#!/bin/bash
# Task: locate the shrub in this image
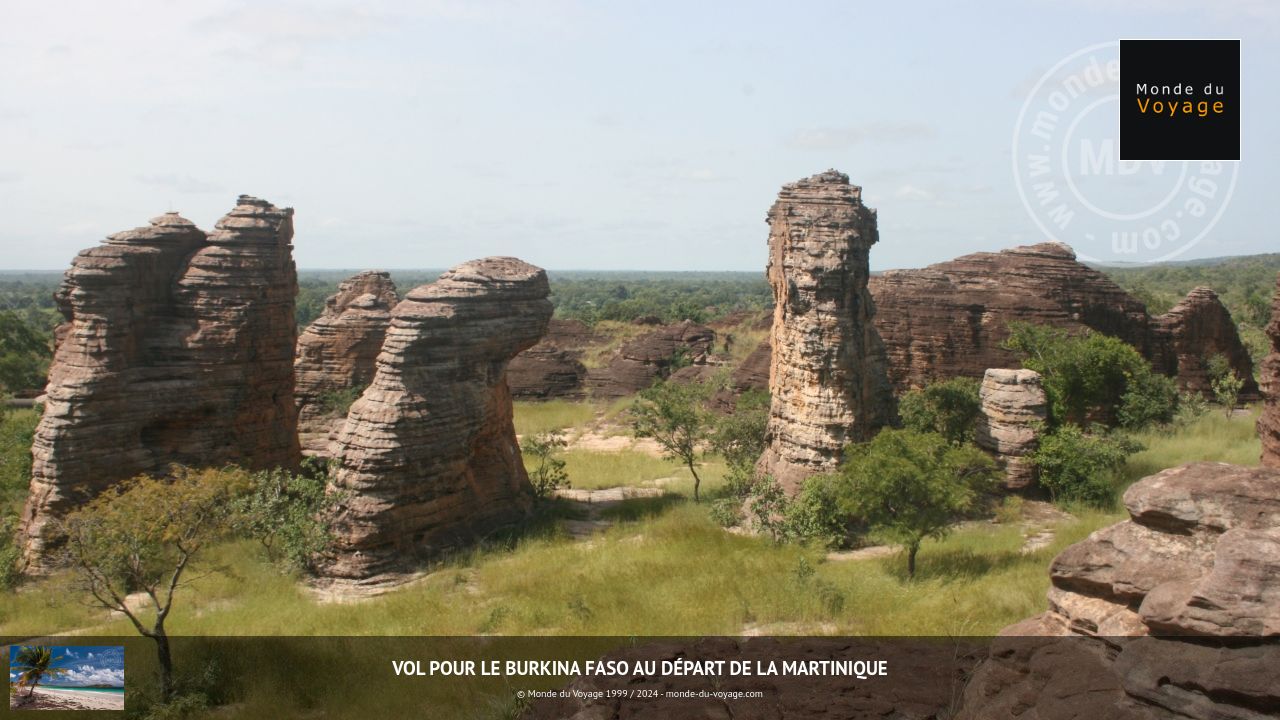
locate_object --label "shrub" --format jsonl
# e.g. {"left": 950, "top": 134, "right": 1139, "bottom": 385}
{"left": 898, "top": 377, "right": 982, "bottom": 445}
{"left": 707, "top": 498, "right": 743, "bottom": 528}
{"left": 711, "top": 389, "right": 769, "bottom": 497}
{"left": 1004, "top": 323, "right": 1178, "bottom": 429}
{"left": 1032, "top": 424, "right": 1141, "bottom": 507}
{"left": 520, "top": 431, "right": 570, "bottom": 499}
{"left": 782, "top": 473, "right": 846, "bottom": 547}
{"left": 0, "top": 514, "right": 21, "bottom": 590}
{"left": 317, "top": 386, "right": 364, "bottom": 417}
{"left": 232, "top": 458, "right": 341, "bottom": 574}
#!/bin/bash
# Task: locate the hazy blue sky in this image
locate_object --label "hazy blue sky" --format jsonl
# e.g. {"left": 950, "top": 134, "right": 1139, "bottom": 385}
{"left": 2, "top": 1, "right": 1275, "bottom": 271}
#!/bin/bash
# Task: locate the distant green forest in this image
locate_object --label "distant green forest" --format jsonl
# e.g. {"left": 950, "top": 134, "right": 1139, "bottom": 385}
{"left": 2, "top": 254, "right": 1277, "bottom": 395}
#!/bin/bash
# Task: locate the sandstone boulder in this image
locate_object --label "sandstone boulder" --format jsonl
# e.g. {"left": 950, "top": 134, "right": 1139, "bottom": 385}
{"left": 975, "top": 368, "right": 1047, "bottom": 489}
{"left": 755, "top": 170, "right": 894, "bottom": 494}
{"left": 1259, "top": 273, "right": 1280, "bottom": 467}
{"left": 20, "top": 197, "right": 299, "bottom": 570}
{"left": 584, "top": 320, "right": 716, "bottom": 399}
{"left": 957, "top": 461, "right": 1280, "bottom": 720}
{"left": 1151, "top": 286, "right": 1259, "bottom": 400}
{"left": 294, "top": 271, "right": 399, "bottom": 455}
{"left": 319, "top": 257, "right": 552, "bottom": 586}
{"left": 507, "top": 319, "right": 596, "bottom": 400}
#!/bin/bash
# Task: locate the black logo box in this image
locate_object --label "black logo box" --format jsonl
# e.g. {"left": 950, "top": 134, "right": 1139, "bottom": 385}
{"left": 1120, "top": 39, "right": 1240, "bottom": 161}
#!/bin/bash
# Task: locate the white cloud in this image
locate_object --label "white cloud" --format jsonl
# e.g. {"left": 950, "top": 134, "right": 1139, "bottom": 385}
{"left": 61, "top": 664, "right": 125, "bottom": 687}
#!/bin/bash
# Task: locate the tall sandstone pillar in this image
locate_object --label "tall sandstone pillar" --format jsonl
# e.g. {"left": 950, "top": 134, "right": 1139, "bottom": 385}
{"left": 319, "top": 257, "right": 553, "bottom": 588}
{"left": 1259, "top": 272, "right": 1280, "bottom": 467}
{"left": 755, "top": 171, "right": 894, "bottom": 494}
{"left": 20, "top": 196, "right": 300, "bottom": 570}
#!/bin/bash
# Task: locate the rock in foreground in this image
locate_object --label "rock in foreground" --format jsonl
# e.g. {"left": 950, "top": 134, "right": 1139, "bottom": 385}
{"left": 755, "top": 170, "right": 894, "bottom": 494}
{"left": 319, "top": 257, "right": 552, "bottom": 587}
{"left": 20, "top": 197, "right": 300, "bottom": 571}
{"left": 957, "top": 461, "right": 1280, "bottom": 720}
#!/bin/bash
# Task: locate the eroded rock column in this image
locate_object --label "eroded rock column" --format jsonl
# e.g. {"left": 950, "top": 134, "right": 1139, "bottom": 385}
{"left": 320, "top": 257, "right": 552, "bottom": 586}
{"left": 20, "top": 196, "right": 299, "bottom": 570}
{"left": 755, "top": 170, "right": 893, "bottom": 494}
{"left": 975, "top": 369, "right": 1047, "bottom": 489}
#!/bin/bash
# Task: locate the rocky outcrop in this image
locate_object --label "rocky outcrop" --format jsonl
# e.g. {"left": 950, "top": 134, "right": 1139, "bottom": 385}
{"left": 1151, "top": 286, "right": 1259, "bottom": 400}
{"left": 755, "top": 170, "right": 894, "bottom": 494}
{"left": 294, "top": 271, "right": 399, "bottom": 455}
{"left": 975, "top": 369, "right": 1047, "bottom": 489}
{"left": 957, "top": 461, "right": 1280, "bottom": 720}
{"left": 320, "top": 257, "right": 552, "bottom": 586}
{"left": 732, "top": 245, "right": 1258, "bottom": 400}
{"left": 1259, "top": 274, "right": 1280, "bottom": 467}
{"left": 507, "top": 319, "right": 596, "bottom": 400}
{"left": 20, "top": 197, "right": 300, "bottom": 570}
{"left": 584, "top": 320, "right": 716, "bottom": 399}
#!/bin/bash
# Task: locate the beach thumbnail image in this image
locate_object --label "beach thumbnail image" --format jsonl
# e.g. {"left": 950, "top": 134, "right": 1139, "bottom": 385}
{"left": 8, "top": 645, "right": 125, "bottom": 711}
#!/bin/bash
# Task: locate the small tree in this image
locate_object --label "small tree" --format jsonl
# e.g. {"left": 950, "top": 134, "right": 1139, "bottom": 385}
{"left": 1207, "top": 354, "right": 1244, "bottom": 418}
{"left": 1033, "top": 424, "right": 1141, "bottom": 507}
{"left": 898, "top": 377, "right": 982, "bottom": 445}
{"left": 631, "top": 380, "right": 713, "bottom": 501}
{"left": 59, "top": 467, "right": 248, "bottom": 703}
{"left": 11, "top": 645, "right": 68, "bottom": 703}
{"left": 837, "top": 429, "right": 996, "bottom": 578}
{"left": 711, "top": 389, "right": 769, "bottom": 496}
{"left": 520, "top": 431, "right": 570, "bottom": 499}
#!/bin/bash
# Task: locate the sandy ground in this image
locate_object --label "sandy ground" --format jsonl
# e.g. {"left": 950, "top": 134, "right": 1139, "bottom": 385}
{"left": 9, "top": 686, "right": 125, "bottom": 710}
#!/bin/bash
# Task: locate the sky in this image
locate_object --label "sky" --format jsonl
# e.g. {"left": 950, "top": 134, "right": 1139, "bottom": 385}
{"left": 1, "top": 1, "right": 1276, "bottom": 272}
{"left": 8, "top": 645, "right": 125, "bottom": 688}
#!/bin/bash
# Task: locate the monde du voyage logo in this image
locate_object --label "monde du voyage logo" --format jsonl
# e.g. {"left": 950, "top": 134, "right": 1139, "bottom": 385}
{"left": 1013, "top": 39, "right": 1240, "bottom": 263}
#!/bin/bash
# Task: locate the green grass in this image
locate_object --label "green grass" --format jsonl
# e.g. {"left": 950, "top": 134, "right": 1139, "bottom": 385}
{"left": 512, "top": 400, "right": 600, "bottom": 437}
{"left": 1120, "top": 405, "right": 1262, "bottom": 486}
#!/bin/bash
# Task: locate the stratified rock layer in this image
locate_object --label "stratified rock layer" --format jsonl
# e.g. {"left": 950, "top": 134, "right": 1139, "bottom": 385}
{"left": 507, "top": 319, "right": 596, "bottom": 400}
{"left": 957, "top": 461, "right": 1280, "bottom": 720}
{"left": 1152, "top": 286, "right": 1259, "bottom": 400}
{"left": 734, "top": 244, "right": 1258, "bottom": 399}
{"left": 756, "top": 170, "right": 894, "bottom": 494}
{"left": 975, "top": 369, "right": 1047, "bottom": 489}
{"left": 20, "top": 197, "right": 300, "bottom": 569}
{"left": 1260, "top": 273, "right": 1280, "bottom": 467}
{"left": 584, "top": 320, "right": 716, "bottom": 400}
{"left": 321, "top": 257, "right": 552, "bottom": 585}
{"left": 294, "top": 271, "right": 399, "bottom": 454}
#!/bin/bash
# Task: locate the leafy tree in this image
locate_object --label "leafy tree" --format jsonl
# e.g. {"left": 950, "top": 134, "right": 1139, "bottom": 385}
{"left": 520, "top": 431, "right": 570, "bottom": 499}
{"left": 0, "top": 310, "right": 51, "bottom": 394}
{"left": 631, "top": 381, "right": 714, "bottom": 501}
{"left": 1004, "top": 322, "right": 1178, "bottom": 429}
{"left": 59, "top": 467, "right": 249, "bottom": 702}
{"left": 1206, "top": 354, "right": 1244, "bottom": 417}
{"left": 231, "top": 459, "right": 341, "bottom": 573}
{"left": 11, "top": 645, "right": 69, "bottom": 703}
{"left": 836, "top": 429, "right": 997, "bottom": 578}
{"left": 898, "top": 377, "right": 982, "bottom": 445}
{"left": 711, "top": 389, "right": 769, "bottom": 496}
{"left": 1032, "top": 424, "right": 1141, "bottom": 506}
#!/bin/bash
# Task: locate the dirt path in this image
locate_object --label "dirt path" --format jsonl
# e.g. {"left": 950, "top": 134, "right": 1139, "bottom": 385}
{"left": 554, "top": 487, "right": 665, "bottom": 539}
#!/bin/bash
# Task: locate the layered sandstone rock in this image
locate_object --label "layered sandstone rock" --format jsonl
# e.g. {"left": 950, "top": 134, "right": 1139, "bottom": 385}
{"left": 1152, "top": 286, "right": 1259, "bottom": 400}
{"left": 20, "top": 197, "right": 300, "bottom": 569}
{"left": 957, "top": 461, "right": 1280, "bottom": 720}
{"left": 584, "top": 320, "right": 716, "bottom": 400}
{"left": 1259, "top": 273, "right": 1280, "bottom": 467}
{"left": 975, "top": 369, "right": 1047, "bottom": 489}
{"left": 294, "top": 271, "right": 399, "bottom": 454}
{"left": 755, "top": 170, "right": 894, "bottom": 494}
{"left": 733, "top": 245, "right": 1258, "bottom": 400}
{"left": 320, "top": 257, "right": 552, "bottom": 586}
{"left": 507, "top": 319, "right": 596, "bottom": 400}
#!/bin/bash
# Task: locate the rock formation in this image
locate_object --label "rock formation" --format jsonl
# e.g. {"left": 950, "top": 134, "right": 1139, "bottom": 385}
{"left": 755, "top": 170, "right": 894, "bottom": 494}
{"left": 20, "top": 196, "right": 300, "bottom": 569}
{"left": 320, "top": 257, "right": 552, "bottom": 586}
{"left": 293, "top": 271, "right": 399, "bottom": 454}
{"left": 733, "top": 244, "right": 1258, "bottom": 400}
{"left": 957, "top": 461, "right": 1280, "bottom": 719}
{"left": 1151, "top": 286, "right": 1259, "bottom": 400}
{"left": 584, "top": 320, "right": 716, "bottom": 400}
{"left": 1259, "top": 273, "right": 1280, "bottom": 467}
{"left": 507, "top": 319, "right": 595, "bottom": 400}
{"left": 975, "top": 369, "right": 1047, "bottom": 489}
